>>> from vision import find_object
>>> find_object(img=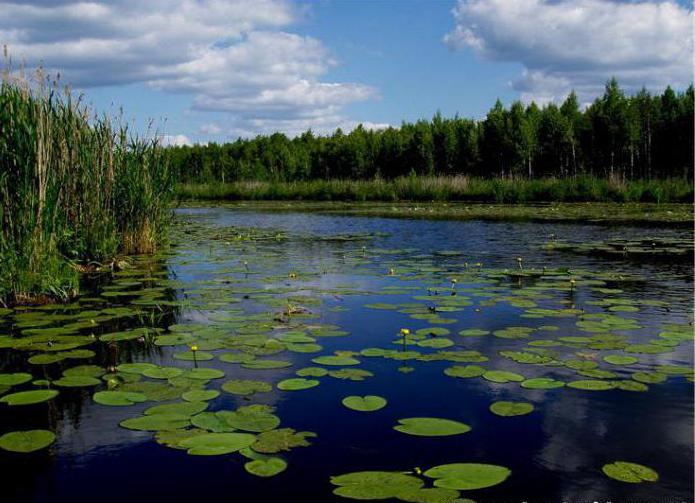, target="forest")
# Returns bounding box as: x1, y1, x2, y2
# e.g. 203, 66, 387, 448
168, 80, 694, 183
